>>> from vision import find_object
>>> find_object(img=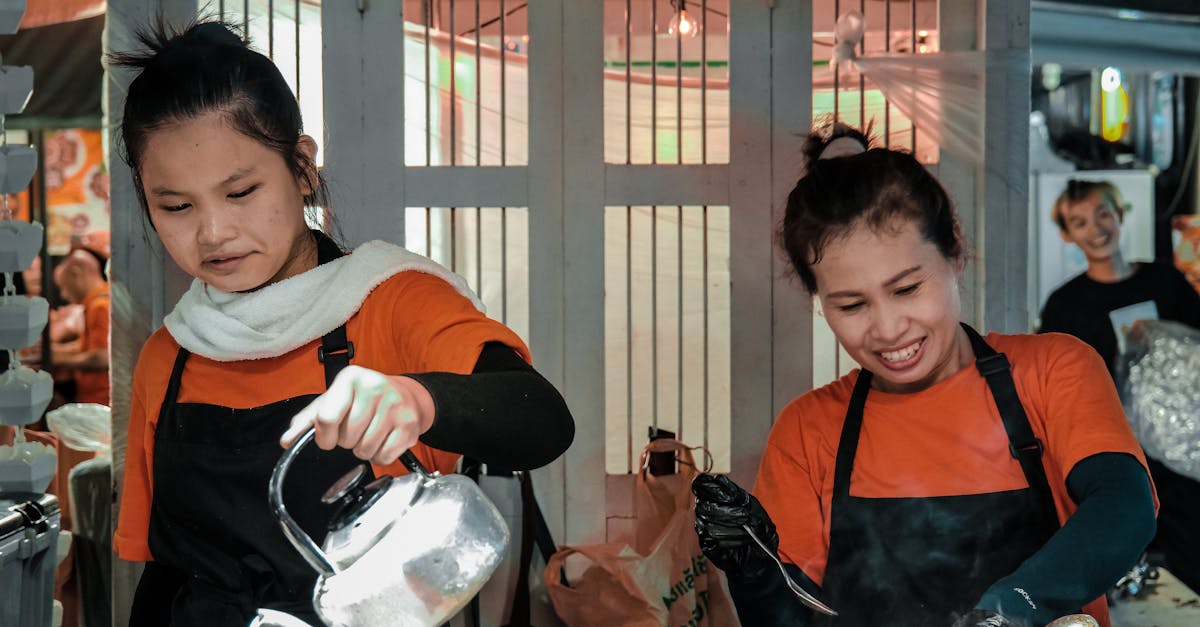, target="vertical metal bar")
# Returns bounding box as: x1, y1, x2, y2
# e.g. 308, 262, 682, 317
475, 0, 482, 166
475, 207, 482, 294
500, 0, 508, 166
833, 0, 840, 121
911, 0, 917, 152
294, 0, 301, 103
626, 206, 634, 473
702, 205, 709, 453
701, 0, 708, 164
676, 206, 684, 438
884, 0, 891, 147
425, 207, 432, 257
269, 0, 275, 59
243, 0, 249, 38
859, 0, 865, 121
425, 0, 433, 166
450, 207, 458, 272
676, 4, 683, 164
451, 0, 458, 166
625, 0, 632, 164
220, 0, 226, 19
501, 207, 508, 322
651, 0, 658, 163
651, 205, 658, 429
